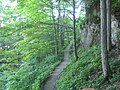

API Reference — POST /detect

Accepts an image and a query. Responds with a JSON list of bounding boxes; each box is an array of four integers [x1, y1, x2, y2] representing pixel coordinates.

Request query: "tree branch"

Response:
[[0, 61, 13, 64], [0, 22, 73, 37], [39, 22, 73, 29]]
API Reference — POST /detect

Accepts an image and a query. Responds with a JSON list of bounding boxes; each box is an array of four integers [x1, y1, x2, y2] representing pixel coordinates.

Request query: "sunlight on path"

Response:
[[43, 44, 71, 90]]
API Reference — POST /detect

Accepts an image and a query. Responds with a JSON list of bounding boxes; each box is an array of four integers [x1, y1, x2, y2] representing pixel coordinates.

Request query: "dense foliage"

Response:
[[0, 0, 82, 90], [0, 0, 120, 90], [56, 45, 120, 90], [56, 45, 102, 90], [8, 55, 60, 90]]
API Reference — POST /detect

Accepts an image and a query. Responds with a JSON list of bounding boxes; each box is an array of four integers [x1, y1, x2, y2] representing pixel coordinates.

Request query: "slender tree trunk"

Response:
[[50, 2, 58, 57], [57, 0, 61, 59], [106, 0, 112, 51], [85, 0, 89, 18], [64, 6, 70, 44], [60, 24, 64, 47], [73, 0, 78, 60], [66, 18, 70, 44], [61, 6, 65, 47], [57, 0, 60, 46], [100, 0, 111, 80]]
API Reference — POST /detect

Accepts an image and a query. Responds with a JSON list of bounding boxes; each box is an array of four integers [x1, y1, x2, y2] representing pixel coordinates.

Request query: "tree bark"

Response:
[[73, 0, 78, 60], [106, 0, 112, 51], [100, 0, 111, 80], [57, 0, 61, 47]]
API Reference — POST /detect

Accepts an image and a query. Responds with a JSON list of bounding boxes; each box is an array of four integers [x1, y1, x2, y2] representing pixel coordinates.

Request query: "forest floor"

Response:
[[43, 44, 71, 90]]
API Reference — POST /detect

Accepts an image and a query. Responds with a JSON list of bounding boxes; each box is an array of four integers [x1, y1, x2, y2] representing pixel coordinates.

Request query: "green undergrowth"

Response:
[[56, 45, 120, 90], [56, 45, 102, 90], [4, 55, 60, 90]]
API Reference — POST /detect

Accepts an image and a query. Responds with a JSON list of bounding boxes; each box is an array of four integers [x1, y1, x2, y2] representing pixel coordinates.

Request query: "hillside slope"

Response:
[[56, 45, 120, 90]]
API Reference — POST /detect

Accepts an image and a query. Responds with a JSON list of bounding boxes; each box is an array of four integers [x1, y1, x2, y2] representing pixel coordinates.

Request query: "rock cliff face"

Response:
[[80, 15, 120, 48], [111, 15, 120, 44]]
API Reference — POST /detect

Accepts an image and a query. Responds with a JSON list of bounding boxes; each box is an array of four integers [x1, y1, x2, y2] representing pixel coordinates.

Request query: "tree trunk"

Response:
[[57, 0, 61, 47], [85, 0, 89, 18], [50, 2, 58, 57], [73, 0, 78, 60], [66, 18, 70, 44], [61, 5, 65, 47], [106, 0, 112, 51], [100, 0, 111, 80]]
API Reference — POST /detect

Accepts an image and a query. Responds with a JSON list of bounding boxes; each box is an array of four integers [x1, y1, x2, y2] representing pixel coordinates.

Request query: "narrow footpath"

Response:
[[43, 44, 71, 90]]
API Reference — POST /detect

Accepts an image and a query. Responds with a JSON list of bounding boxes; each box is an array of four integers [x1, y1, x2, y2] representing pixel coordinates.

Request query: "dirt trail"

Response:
[[43, 44, 71, 90]]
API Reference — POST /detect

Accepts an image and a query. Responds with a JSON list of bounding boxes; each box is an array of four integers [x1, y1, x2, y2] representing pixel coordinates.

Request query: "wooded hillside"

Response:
[[0, 0, 120, 90]]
